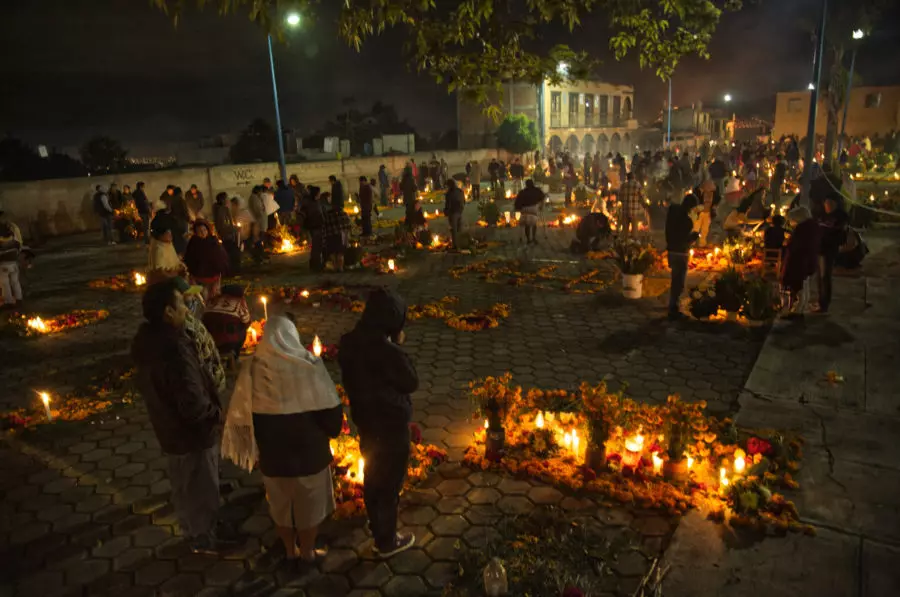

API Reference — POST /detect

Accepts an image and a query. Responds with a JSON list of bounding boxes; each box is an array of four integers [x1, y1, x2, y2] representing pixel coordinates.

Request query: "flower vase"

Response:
[[584, 443, 607, 472], [622, 274, 643, 299], [663, 459, 690, 483], [485, 427, 506, 462]]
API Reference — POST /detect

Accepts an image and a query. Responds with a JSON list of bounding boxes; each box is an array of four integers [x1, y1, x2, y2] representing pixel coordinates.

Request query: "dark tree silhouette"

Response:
[[230, 118, 280, 163], [80, 136, 128, 173]]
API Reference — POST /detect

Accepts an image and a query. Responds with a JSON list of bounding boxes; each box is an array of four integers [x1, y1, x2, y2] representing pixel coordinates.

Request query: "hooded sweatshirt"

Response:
[[338, 288, 418, 434]]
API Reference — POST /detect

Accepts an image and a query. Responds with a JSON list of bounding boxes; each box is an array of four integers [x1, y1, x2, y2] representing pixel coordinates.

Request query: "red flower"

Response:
[[409, 422, 422, 444], [341, 417, 351, 435], [747, 437, 773, 456]]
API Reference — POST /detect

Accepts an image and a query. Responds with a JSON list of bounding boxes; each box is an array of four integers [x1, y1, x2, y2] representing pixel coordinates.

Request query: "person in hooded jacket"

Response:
[[338, 288, 417, 558], [444, 179, 465, 250], [299, 186, 326, 272], [329, 175, 345, 212], [665, 194, 699, 320], [514, 179, 544, 244], [781, 206, 821, 316]]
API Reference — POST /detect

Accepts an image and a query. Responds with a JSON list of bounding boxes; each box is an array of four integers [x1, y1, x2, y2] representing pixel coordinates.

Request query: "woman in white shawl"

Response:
[[222, 316, 343, 563], [147, 220, 187, 285]]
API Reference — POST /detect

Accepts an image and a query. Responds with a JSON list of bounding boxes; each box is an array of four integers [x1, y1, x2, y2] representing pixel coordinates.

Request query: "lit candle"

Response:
[[300, 289, 310, 298], [706, 253, 713, 263], [733, 448, 746, 474], [432, 234, 440, 246], [248, 327, 258, 344], [719, 466, 729, 488], [484, 419, 489, 429], [652, 452, 664, 475], [689, 249, 695, 259], [686, 455, 694, 470], [515, 212, 521, 221], [504, 211, 511, 224], [563, 431, 572, 448], [39, 392, 53, 421], [622, 433, 644, 468], [357, 457, 365, 483], [281, 238, 293, 252], [134, 272, 146, 286], [260, 296, 268, 320], [27, 317, 48, 333], [571, 429, 580, 455], [714, 247, 721, 257], [388, 259, 396, 272], [312, 335, 322, 357], [535, 411, 544, 429]]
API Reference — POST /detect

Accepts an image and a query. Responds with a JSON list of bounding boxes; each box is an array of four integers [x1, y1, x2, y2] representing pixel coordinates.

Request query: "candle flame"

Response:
[[40, 392, 50, 407], [504, 211, 511, 224], [260, 296, 267, 305], [505, 190, 512, 199], [281, 238, 294, 252], [357, 457, 365, 482], [563, 431, 572, 448], [247, 327, 258, 344], [312, 335, 322, 357], [388, 259, 396, 272], [300, 290, 310, 298], [432, 234, 440, 246], [535, 411, 544, 429], [484, 419, 489, 429], [719, 466, 729, 487], [353, 206, 360, 214], [714, 247, 721, 256], [733, 448, 746, 474], [652, 452, 664, 474], [571, 429, 580, 454], [689, 249, 695, 258], [686, 455, 694, 469], [27, 317, 48, 333], [515, 212, 521, 221], [624, 433, 644, 452], [134, 272, 146, 286]]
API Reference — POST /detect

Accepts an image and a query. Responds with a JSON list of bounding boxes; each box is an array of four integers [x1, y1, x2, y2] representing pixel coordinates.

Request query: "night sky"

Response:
[[2, 0, 899, 152]]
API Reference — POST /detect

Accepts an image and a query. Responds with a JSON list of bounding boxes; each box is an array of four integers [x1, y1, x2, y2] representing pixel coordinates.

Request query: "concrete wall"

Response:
[[0, 148, 510, 240], [773, 86, 900, 139]]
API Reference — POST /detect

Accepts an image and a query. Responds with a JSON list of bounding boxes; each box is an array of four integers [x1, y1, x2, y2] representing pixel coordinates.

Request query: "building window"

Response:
[[550, 92, 562, 128], [787, 98, 803, 113], [864, 93, 881, 108]]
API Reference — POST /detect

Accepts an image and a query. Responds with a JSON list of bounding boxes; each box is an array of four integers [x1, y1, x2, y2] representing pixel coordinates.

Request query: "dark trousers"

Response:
[[100, 214, 113, 243], [668, 252, 689, 314], [309, 229, 325, 272], [139, 212, 151, 244], [361, 211, 373, 237], [223, 239, 241, 275], [167, 444, 220, 540], [472, 183, 480, 201], [818, 252, 836, 310], [447, 212, 462, 248], [359, 426, 410, 550]]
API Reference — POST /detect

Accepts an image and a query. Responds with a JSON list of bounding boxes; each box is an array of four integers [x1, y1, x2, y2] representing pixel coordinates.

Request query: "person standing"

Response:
[[470, 159, 482, 201], [488, 158, 500, 190], [328, 175, 345, 212], [400, 167, 418, 230], [514, 179, 544, 245], [93, 185, 116, 245], [592, 152, 602, 187], [358, 176, 374, 238], [708, 156, 727, 201], [299, 186, 326, 272], [338, 288, 418, 557], [248, 185, 268, 252], [169, 188, 191, 256], [693, 179, 719, 247], [781, 206, 821, 317], [665, 195, 699, 320], [0, 210, 23, 308], [213, 193, 240, 275], [563, 162, 577, 207], [133, 181, 152, 245], [322, 193, 352, 272], [510, 158, 525, 194], [378, 165, 390, 207], [186, 184, 205, 221], [771, 155, 786, 208], [183, 220, 229, 299], [274, 179, 295, 225], [222, 316, 343, 564], [618, 172, 648, 236], [132, 278, 234, 554], [108, 183, 124, 211], [815, 198, 849, 314], [582, 152, 592, 189], [444, 179, 465, 250]]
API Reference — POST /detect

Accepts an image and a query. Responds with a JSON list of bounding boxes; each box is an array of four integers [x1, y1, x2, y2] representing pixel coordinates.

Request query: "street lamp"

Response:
[[723, 94, 732, 103], [267, 12, 301, 183], [723, 94, 734, 142], [557, 61, 569, 76], [838, 29, 866, 157], [807, 82, 815, 90]]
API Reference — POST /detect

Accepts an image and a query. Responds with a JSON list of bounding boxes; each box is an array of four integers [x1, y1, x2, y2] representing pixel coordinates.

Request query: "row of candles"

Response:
[[484, 410, 748, 487]]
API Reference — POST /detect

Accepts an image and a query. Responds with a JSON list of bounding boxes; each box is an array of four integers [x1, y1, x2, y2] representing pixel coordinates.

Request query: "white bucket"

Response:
[[622, 274, 643, 299]]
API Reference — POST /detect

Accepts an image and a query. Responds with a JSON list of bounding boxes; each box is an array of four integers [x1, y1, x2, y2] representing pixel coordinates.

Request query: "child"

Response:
[[202, 285, 252, 360], [322, 194, 352, 272]]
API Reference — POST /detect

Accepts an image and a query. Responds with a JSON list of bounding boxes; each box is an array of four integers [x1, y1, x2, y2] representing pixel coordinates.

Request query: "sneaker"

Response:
[[373, 532, 415, 558]]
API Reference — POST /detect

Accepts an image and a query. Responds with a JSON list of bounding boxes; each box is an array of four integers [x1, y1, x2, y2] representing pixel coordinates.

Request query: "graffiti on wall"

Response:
[[232, 168, 255, 187]]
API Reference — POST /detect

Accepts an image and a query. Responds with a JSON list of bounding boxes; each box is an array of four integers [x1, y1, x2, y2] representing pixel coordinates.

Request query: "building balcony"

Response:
[[548, 112, 638, 131]]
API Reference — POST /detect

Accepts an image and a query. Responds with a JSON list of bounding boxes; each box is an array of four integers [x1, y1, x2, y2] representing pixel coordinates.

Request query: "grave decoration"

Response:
[[246, 283, 373, 313], [88, 271, 147, 292], [463, 374, 812, 534], [449, 260, 614, 295], [407, 297, 511, 332], [331, 387, 447, 518], [15, 309, 110, 336]]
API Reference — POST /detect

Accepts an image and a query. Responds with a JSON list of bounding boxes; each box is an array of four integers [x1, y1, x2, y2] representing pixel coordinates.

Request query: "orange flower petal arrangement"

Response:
[[331, 388, 447, 519], [15, 309, 110, 336], [463, 373, 812, 535], [408, 297, 511, 332], [246, 283, 371, 313], [449, 259, 613, 294], [88, 271, 148, 292]]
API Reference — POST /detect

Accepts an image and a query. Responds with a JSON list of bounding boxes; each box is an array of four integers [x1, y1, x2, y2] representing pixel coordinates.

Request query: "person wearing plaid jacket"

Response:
[[618, 172, 647, 235], [322, 194, 352, 272]]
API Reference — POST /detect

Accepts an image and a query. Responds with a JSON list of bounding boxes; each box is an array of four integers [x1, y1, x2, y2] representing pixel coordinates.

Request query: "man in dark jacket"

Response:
[[338, 288, 417, 557], [665, 195, 699, 320], [378, 165, 390, 207], [299, 186, 326, 271], [274, 179, 295, 224], [444, 179, 465, 250], [771, 155, 787, 207], [132, 278, 233, 554], [329, 175, 345, 211], [133, 181, 152, 245], [186, 184, 205, 220], [358, 176, 375, 237], [815, 198, 848, 313], [93, 185, 115, 245], [708, 157, 727, 199]]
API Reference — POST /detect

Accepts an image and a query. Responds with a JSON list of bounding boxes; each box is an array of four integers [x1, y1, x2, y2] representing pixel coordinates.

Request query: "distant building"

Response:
[[662, 102, 734, 147], [457, 79, 639, 156], [773, 86, 900, 139]]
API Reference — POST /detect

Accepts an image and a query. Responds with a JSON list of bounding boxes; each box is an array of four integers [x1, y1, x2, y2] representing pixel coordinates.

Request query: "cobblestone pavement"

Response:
[[1, 203, 765, 596]]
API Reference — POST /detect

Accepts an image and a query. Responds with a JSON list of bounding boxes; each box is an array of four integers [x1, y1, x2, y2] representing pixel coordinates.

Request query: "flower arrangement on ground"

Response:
[[611, 239, 657, 276], [449, 259, 614, 295], [408, 297, 511, 331], [714, 267, 746, 314], [688, 284, 719, 319], [462, 374, 812, 534], [88, 271, 147, 292], [742, 275, 781, 321], [479, 199, 501, 227], [15, 309, 110, 336]]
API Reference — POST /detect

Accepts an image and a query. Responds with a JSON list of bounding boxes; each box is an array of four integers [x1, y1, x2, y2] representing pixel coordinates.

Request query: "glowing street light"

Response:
[[557, 61, 569, 76], [852, 29, 864, 40], [267, 11, 303, 183], [807, 83, 815, 90], [286, 12, 301, 27], [723, 93, 732, 103]]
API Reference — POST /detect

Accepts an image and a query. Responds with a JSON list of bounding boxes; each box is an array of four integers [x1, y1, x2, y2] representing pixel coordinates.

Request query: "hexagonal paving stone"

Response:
[[436, 478, 471, 497], [16, 569, 65, 597], [465, 487, 501, 505], [434, 497, 469, 514], [424, 537, 461, 561], [528, 485, 564, 505], [632, 515, 671, 537], [387, 548, 432, 575], [320, 548, 358, 574], [135, 559, 176, 586], [430, 514, 468, 536], [497, 495, 532, 515], [467, 472, 501, 487], [399, 506, 438, 526], [159, 573, 204, 596], [114, 462, 147, 479], [36, 503, 74, 523], [77, 494, 112, 514], [307, 573, 352, 596], [204, 560, 246, 586], [496, 478, 532, 495], [463, 505, 501, 526], [131, 525, 171, 547], [348, 561, 392, 588], [462, 525, 501, 548], [597, 508, 634, 527], [93, 535, 132, 559], [383, 575, 429, 597], [424, 561, 458, 588], [42, 477, 77, 494], [9, 521, 50, 546], [613, 550, 649, 577], [115, 548, 153, 572]]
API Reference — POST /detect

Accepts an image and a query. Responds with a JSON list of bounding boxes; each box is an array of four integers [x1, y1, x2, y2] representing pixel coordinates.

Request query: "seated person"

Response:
[[202, 285, 251, 359], [723, 205, 748, 239], [570, 212, 611, 253], [764, 215, 787, 252]]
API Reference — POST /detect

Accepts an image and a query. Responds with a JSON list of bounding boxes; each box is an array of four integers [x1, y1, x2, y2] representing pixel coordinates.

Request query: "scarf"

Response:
[[149, 238, 181, 272], [221, 316, 340, 471]]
